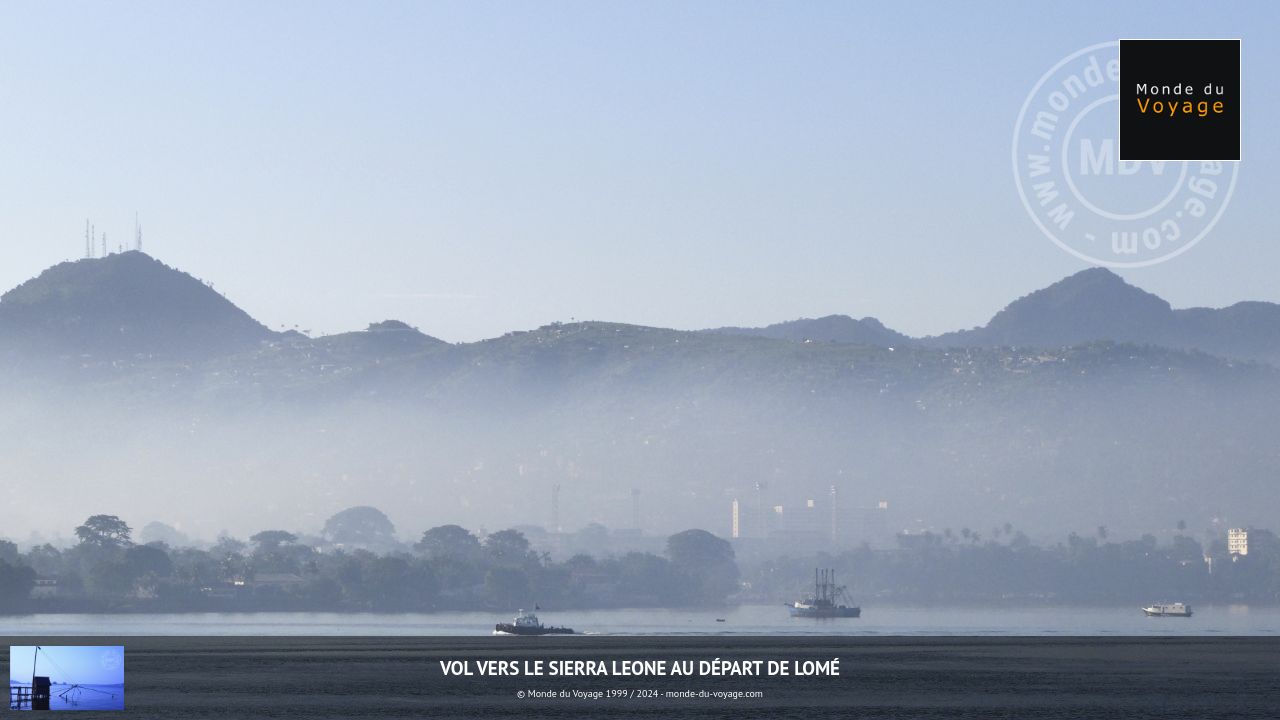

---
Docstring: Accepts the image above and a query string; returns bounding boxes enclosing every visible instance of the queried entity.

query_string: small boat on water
[494,609,575,635]
[1143,602,1193,617]
[788,568,861,618]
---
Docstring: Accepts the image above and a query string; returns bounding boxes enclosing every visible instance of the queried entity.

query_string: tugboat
[1142,602,1193,617]
[494,609,575,635]
[788,568,861,618]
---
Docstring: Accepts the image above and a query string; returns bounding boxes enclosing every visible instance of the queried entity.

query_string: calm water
[9,683,125,711]
[3,604,1279,636]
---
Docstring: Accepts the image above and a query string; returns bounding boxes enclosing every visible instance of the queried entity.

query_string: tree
[1169,535,1203,564]
[0,539,19,564]
[484,567,531,609]
[322,506,397,549]
[665,529,739,604]
[125,544,174,581]
[359,556,438,610]
[75,515,133,549]
[212,534,247,557]
[565,554,598,573]
[250,530,298,551]
[0,561,35,610]
[87,559,134,597]
[416,525,480,560]
[166,546,224,588]
[667,529,734,568]
[24,544,62,577]
[485,529,532,565]
[249,531,309,574]
[614,552,680,604]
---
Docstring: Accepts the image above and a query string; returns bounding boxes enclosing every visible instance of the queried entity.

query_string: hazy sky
[0,1,1275,342]
[9,646,124,685]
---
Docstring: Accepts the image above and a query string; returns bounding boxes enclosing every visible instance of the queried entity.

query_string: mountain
[0,251,275,359]
[926,268,1178,349]
[1171,301,1280,362]
[712,269,1280,365]
[924,268,1280,364]
[311,320,448,356]
[707,315,913,347]
[11,254,1280,366]
[3,253,1280,542]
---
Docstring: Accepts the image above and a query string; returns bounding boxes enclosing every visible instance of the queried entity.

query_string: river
[4,603,1279,635]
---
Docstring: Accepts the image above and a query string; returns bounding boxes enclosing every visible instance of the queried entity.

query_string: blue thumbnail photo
[9,646,124,711]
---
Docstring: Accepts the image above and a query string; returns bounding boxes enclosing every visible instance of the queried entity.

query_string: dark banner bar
[5,636,1278,719]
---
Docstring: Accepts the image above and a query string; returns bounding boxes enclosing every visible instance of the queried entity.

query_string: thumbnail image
[9,646,124,711]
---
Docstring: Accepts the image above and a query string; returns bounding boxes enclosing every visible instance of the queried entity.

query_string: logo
[1013,41,1238,267]
[1119,39,1240,161]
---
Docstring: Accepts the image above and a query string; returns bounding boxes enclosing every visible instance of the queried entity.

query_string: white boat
[1142,602,1192,617]
[493,609,574,635]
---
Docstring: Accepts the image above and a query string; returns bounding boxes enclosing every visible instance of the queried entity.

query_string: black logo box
[1119,39,1241,161]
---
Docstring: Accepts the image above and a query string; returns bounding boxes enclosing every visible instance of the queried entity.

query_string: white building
[1228,528,1249,556]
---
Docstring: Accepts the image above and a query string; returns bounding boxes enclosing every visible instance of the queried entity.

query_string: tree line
[0,508,739,613]
[6,509,1279,613]
[744,527,1280,604]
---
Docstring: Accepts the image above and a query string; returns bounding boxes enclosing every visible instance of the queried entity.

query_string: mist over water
[6,605,1280,636]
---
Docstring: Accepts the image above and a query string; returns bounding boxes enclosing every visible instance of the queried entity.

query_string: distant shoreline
[7,597,1280,614]
[6,599,1280,616]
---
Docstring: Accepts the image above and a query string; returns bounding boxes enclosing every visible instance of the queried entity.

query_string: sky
[0,1,1276,342]
[9,646,124,686]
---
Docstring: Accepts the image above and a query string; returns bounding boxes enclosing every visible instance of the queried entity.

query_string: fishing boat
[1142,602,1193,617]
[494,609,575,635]
[788,568,861,618]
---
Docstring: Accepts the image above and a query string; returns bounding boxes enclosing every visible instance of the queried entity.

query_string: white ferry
[494,609,575,635]
[1142,602,1193,617]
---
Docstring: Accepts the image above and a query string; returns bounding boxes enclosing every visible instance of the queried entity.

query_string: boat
[788,568,861,618]
[1142,602,1193,617]
[494,609,575,635]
